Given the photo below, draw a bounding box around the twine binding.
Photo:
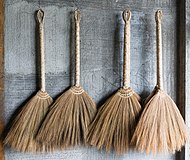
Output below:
[117,87,134,98]
[36,90,52,99]
[70,86,84,94]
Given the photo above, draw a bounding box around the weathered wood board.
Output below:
[0,0,4,159]
[3,0,182,159]
[185,0,190,160]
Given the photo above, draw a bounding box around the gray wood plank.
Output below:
[0,0,4,159]
[185,0,190,159]
[4,0,179,159]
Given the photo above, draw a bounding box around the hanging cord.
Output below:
[74,9,81,87]
[155,10,163,90]
[122,10,131,89]
[37,10,46,92]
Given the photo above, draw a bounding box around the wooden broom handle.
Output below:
[155,10,163,90]
[37,10,46,92]
[123,10,131,89]
[74,10,81,87]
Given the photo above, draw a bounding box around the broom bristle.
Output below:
[4,91,53,152]
[87,87,141,154]
[36,86,97,151]
[131,88,189,154]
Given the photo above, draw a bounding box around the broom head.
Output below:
[131,86,189,154]
[4,90,53,152]
[36,86,96,151]
[87,87,141,154]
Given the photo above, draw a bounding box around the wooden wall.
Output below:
[0,0,4,159]
[185,0,190,159]
[1,0,188,159]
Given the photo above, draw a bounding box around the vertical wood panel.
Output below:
[3,0,182,160]
[176,0,185,159]
[0,0,4,159]
[185,0,190,160]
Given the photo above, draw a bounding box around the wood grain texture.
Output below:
[3,0,179,159]
[185,0,190,160]
[176,0,186,159]
[0,0,4,159]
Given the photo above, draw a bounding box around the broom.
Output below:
[4,9,53,152]
[87,10,142,154]
[131,10,189,154]
[36,9,97,151]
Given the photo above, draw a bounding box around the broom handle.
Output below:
[123,10,131,89]
[155,10,163,90]
[75,10,81,87]
[37,10,46,92]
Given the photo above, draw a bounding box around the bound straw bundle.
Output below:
[36,10,97,151]
[87,10,141,154]
[131,10,188,154]
[4,10,53,152]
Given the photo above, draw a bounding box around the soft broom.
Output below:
[4,10,53,152]
[87,10,142,154]
[131,10,189,154]
[36,10,97,151]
